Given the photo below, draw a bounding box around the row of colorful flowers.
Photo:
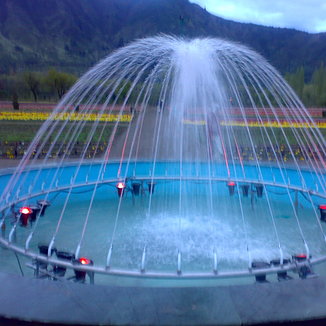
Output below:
[0,111,325,128]
[221,120,326,128]
[183,119,326,128]
[228,107,325,118]
[0,102,134,112]
[0,112,132,122]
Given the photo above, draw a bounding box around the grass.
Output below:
[0,110,324,146]
[0,121,41,142]
[223,126,326,147]
[0,121,127,143]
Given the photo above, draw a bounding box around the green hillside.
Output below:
[0,0,325,77]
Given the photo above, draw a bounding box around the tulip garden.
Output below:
[0,104,325,162]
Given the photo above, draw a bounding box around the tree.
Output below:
[312,64,326,107]
[46,69,77,99]
[302,84,315,107]
[285,66,305,100]
[23,72,41,102]
[0,74,24,102]
[12,92,19,110]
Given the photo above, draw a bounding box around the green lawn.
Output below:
[0,121,127,143]
[1,121,325,144]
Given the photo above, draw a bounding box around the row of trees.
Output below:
[0,65,325,107]
[0,69,77,103]
[285,64,326,107]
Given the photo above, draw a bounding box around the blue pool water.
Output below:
[0,162,325,285]
[0,161,323,196]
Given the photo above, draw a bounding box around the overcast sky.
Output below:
[189,0,326,33]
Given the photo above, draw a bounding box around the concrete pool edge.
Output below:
[0,271,326,325]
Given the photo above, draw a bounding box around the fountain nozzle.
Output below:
[227,182,236,196]
[319,205,326,222]
[19,207,32,227]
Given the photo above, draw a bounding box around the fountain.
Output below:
[0,36,325,287]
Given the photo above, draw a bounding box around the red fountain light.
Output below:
[116,182,126,189]
[116,182,126,197]
[19,207,32,215]
[19,206,33,227]
[79,257,92,265]
[293,253,308,262]
[74,257,94,282]
[227,181,236,196]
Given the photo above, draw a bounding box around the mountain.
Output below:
[0,0,325,77]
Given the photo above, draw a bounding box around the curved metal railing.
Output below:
[1,175,325,283]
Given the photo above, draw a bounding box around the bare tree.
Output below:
[24,72,41,102]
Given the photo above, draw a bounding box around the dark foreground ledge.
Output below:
[0,272,326,325]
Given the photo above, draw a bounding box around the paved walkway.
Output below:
[0,271,326,325]
[0,159,20,169]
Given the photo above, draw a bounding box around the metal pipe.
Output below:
[213,249,218,274]
[141,246,146,273]
[106,244,113,269]
[1,177,325,216]
[177,250,182,275]
[2,236,326,280]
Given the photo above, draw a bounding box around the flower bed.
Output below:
[0,112,132,122]
[183,119,326,128]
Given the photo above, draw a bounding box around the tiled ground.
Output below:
[0,271,326,325]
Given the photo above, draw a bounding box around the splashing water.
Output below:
[0,36,325,277]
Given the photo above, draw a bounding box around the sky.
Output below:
[189,0,326,33]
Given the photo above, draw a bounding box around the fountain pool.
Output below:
[0,36,325,287]
[1,160,326,285]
